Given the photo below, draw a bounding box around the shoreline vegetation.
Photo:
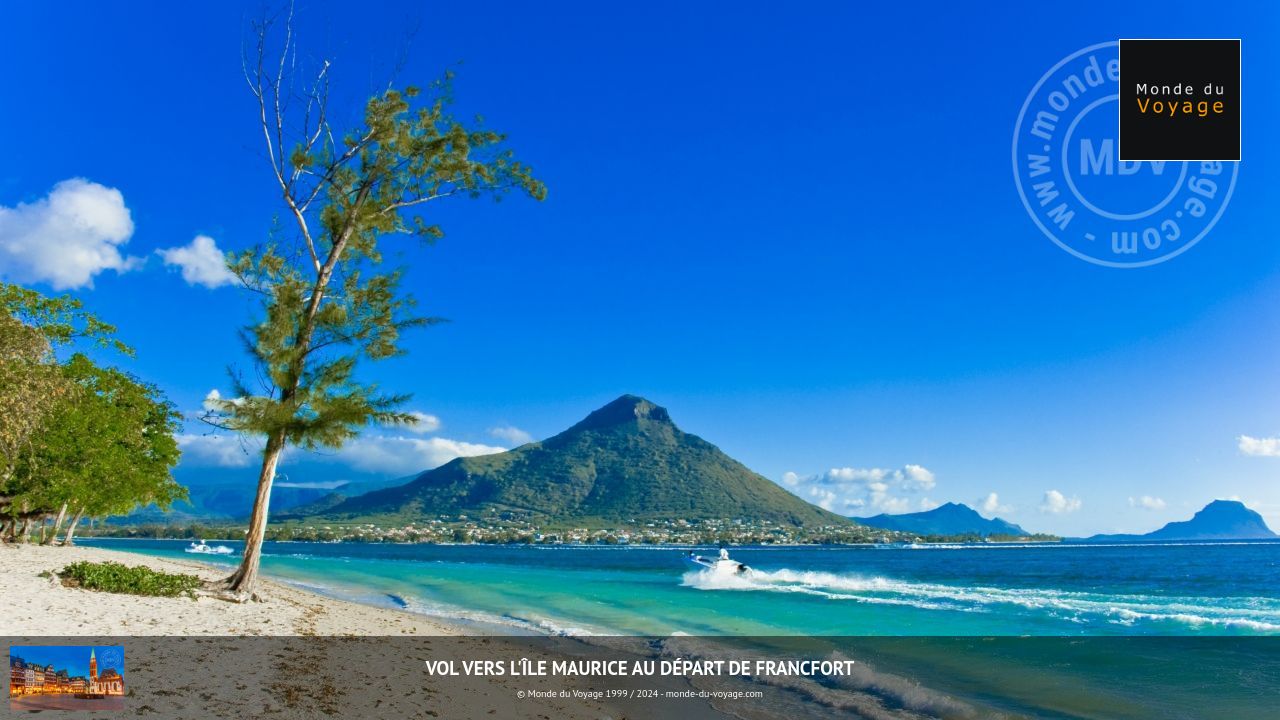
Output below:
[57,560,202,598]
[79,520,1062,545]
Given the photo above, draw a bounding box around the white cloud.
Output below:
[201,388,245,412]
[1128,495,1167,511]
[176,433,263,468]
[403,411,442,434]
[902,464,936,490]
[276,480,346,490]
[324,435,506,475]
[177,427,504,476]
[0,178,138,289]
[488,425,534,445]
[202,389,224,412]
[1040,490,1082,514]
[782,464,938,515]
[978,492,1012,515]
[157,234,235,288]
[1239,435,1280,457]
[819,465,936,491]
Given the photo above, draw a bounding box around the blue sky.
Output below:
[2,1,1278,535]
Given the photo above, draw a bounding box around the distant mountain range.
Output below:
[119,475,410,523]
[129,397,1279,544]
[856,502,1029,537]
[291,395,851,527]
[1084,500,1277,542]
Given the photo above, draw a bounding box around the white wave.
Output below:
[395,595,604,637]
[681,567,1280,633]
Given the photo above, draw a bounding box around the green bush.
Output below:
[58,561,201,598]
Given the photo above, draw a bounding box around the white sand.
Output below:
[0,542,463,636]
[0,542,732,718]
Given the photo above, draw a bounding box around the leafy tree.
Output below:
[0,282,131,474]
[0,283,131,354]
[203,12,544,597]
[0,283,181,543]
[0,282,128,536]
[0,313,63,493]
[7,355,184,544]
[56,356,183,543]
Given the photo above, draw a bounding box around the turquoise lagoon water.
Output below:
[76,539,1280,717]
[79,538,1280,637]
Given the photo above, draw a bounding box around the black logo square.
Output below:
[1119,39,1240,161]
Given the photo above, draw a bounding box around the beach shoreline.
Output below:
[7,541,1277,719]
[0,542,468,637]
[1,543,741,719]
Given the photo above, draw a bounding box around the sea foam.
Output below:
[682,567,1280,633]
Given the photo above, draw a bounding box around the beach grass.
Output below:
[57,560,201,598]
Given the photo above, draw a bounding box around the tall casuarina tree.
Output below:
[204,7,544,598]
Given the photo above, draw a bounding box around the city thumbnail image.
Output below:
[9,646,124,711]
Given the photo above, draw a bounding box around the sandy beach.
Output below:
[0,542,464,637]
[1,542,734,719]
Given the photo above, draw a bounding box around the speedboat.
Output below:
[185,540,233,555]
[684,548,752,576]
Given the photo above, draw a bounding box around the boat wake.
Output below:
[682,567,1280,633]
[184,540,234,555]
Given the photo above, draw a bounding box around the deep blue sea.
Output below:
[80,538,1280,636]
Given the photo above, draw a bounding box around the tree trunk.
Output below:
[63,508,86,546]
[224,430,287,597]
[43,503,68,545]
[38,517,47,543]
[19,517,31,543]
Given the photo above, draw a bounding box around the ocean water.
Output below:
[80,539,1280,637]
[75,539,1280,717]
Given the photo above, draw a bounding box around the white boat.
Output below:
[185,540,234,555]
[684,548,751,576]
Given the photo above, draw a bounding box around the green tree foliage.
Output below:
[0,283,132,355]
[0,281,132,489]
[204,12,544,596]
[0,313,64,484]
[18,355,185,543]
[0,284,183,543]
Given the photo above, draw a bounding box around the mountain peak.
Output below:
[932,502,985,518]
[570,394,672,431]
[1086,499,1276,542]
[857,502,1028,537]
[314,394,847,527]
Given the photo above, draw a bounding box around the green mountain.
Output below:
[301,395,850,527]
[857,502,1030,537]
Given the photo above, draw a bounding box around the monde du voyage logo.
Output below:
[1012,40,1240,268]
